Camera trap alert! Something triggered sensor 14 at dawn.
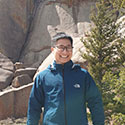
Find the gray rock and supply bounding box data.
[14,62,25,70]
[14,68,37,79]
[0,68,14,90]
[0,53,14,90]
[12,74,32,88]
[0,53,14,72]
[77,22,92,35]
[0,83,33,120]
[117,15,125,38]
[0,0,34,62]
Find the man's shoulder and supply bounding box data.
[38,67,51,75]
[35,66,51,79]
[73,63,87,73]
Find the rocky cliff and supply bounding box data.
[0,0,36,62]
[19,0,95,67]
[0,0,94,66]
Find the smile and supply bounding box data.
[60,55,68,58]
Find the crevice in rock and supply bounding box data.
[18,0,44,61]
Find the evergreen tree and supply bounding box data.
[81,0,125,84]
[102,66,125,124]
[80,0,125,123]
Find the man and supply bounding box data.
[27,32,105,125]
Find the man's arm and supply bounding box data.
[85,72,105,125]
[27,74,44,125]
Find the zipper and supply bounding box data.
[62,66,67,125]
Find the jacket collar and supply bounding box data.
[48,60,73,71]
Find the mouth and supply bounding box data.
[60,55,68,58]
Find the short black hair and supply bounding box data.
[51,32,73,46]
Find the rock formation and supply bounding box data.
[0,53,14,90]
[19,0,94,67]
[0,0,35,62]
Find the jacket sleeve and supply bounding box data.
[85,72,105,125]
[27,73,44,125]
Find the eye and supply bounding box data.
[57,45,65,49]
[67,46,73,49]
[55,45,73,52]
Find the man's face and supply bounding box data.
[51,38,73,64]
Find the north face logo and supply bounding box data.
[74,84,80,88]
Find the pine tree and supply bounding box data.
[81,0,125,84]
[80,0,125,123]
[102,65,125,124]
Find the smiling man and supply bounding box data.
[51,36,73,64]
[27,32,105,125]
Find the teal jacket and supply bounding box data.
[27,60,105,125]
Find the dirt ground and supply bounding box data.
[0,117,92,125]
[0,117,27,125]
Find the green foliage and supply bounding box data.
[113,67,125,105]
[81,0,125,124]
[111,0,125,16]
[100,68,125,124]
[81,0,125,84]
[111,113,125,125]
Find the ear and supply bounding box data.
[51,47,54,52]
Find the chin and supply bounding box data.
[61,60,70,64]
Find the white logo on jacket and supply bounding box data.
[74,84,80,88]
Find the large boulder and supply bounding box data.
[0,0,34,62]
[12,74,32,88]
[11,66,37,88]
[0,69,14,90]
[0,53,14,90]
[14,68,37,78]
[0,53,14,71]
[0,83,33,120]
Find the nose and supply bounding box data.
[62,48,67,53]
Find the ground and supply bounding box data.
[0,117,27,125]
[0,117,92,125]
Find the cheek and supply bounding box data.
[69,52,72,57]
[55,51,61,58]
